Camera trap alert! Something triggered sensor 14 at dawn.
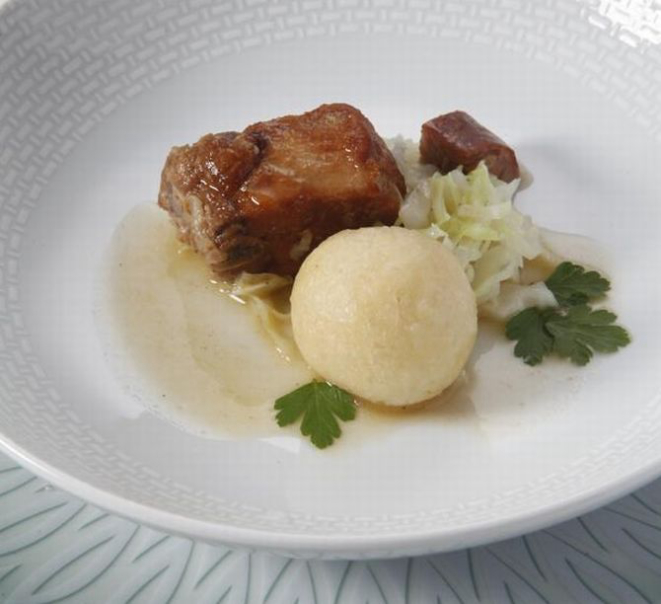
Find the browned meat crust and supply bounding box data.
[158,103,406,276]
[420,111,519,182]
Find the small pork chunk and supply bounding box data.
[158,103,406,276]
[420,111,519,182]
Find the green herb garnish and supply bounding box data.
[274,381,357,448]
[505,307,555,366]
[506,262,630,366]
[546,305,631,366]
[544,261,610,306]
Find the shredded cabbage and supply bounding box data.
[231,272,297,360]
[396,148,542,304]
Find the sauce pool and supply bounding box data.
[96,204,609,444]
[97,204,475,443]
[97,204,311,438]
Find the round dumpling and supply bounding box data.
[290,227,477,406]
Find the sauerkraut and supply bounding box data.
[389,137,543,305]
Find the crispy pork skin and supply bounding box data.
[158,104,406,276]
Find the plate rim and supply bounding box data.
[2,431,660,558]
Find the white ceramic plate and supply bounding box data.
[1,0,660,560]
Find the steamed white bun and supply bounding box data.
[290,227,477,406]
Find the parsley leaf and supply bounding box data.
[545,261,610,306]
[508,261,630,367]
[505,307,555,366]
[546,305,631,366]
[274,381,357,449]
